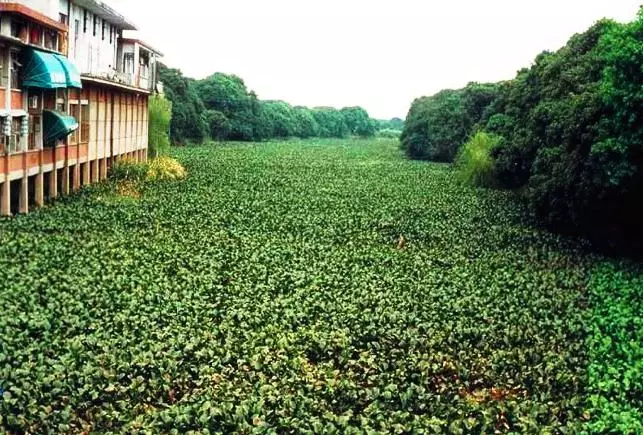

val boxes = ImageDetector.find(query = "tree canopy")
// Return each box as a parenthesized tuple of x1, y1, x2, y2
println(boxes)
(401, 8, 643, 254)
(159, 65, 379, 143)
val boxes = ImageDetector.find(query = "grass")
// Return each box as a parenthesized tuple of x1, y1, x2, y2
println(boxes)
(454, 131, 499, 188)
(0, 138, 640, 432)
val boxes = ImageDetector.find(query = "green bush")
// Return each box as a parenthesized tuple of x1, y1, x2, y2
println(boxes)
(455, 132, 499, 187)
(401, 83, 500, 162)
(148, 95, 172, 158)
(377, 128, 402, 138)
(109, 158, 149, 183)
(484, 9, 643, 254)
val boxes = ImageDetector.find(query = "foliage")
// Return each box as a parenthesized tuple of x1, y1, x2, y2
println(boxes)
(261, 101, 298, 138)
(204, 110, 231, 141)
(341, 107, 377, 137)
(311, 107, 349, 138)
(148, 95, 172, 158)
(109, 158, 149, 183)
(196, 73, 263, 141)
(147, 156, 187, 182)
(400, 83, 500, 162)
(160, 66, 379, 143)
(158, 64, 208, 144)
(377, 117, 404, 131)
(485, 10, 643, 253)
(1, 138, 630, 432)
(377, 128, 402, 139)
(585, 263, 643, 433)
(455, 132, 500, 188)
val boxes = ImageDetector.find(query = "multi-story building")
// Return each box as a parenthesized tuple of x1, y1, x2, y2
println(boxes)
(0, 0, 162, 215)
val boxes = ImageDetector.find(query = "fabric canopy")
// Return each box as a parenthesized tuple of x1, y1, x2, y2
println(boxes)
(43, 110, 79, 145)
(22, 49, 82, 89)
(54, 54, 82, 88)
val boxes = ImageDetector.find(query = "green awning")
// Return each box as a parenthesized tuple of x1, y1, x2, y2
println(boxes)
(22, 49, 82, 89)
(53, 54, 82, 88)
(43, 110, 79, 145)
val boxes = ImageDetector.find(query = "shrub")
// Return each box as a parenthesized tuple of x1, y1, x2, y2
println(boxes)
(483, 10, 643, 254)
(401, 83, 500, 162)
(110, 158, 149, 183)
(148, 95, 172, 158)
(378, 129, 402, 139)
(147, 156, 187, 181)
(455, 132, 499, 187)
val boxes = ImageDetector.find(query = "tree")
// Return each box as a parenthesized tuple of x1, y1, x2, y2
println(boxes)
(148, 94, 172, 157)
(158, 63, 208, 144)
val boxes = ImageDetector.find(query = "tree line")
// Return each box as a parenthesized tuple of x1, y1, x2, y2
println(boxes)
(158, 65, 397, 143)
(401, 8, 642, 255)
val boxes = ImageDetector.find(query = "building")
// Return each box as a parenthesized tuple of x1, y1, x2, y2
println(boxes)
(0, 0, 162, 215)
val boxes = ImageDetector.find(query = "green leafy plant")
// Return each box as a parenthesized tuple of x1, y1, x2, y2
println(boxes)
(148, 94, 172, 158)
(110, 158, 150, 183)
(2, 138, 632, 433)
(455, 132, 499, 188)
(585, 264, 643, 434)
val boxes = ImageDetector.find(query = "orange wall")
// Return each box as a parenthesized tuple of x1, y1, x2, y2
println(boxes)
(11, 91, 23, 110)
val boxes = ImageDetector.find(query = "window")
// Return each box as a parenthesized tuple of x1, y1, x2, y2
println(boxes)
(102, 21, 106, 40)
(28, 116, 41, 150)
(30, 25, 43, 46)
(84, 10, 88, 33)
(59, 13, 68, 25)
(74, 20, 80, 53)
(69, 105, 80, 145)
(10, 51, 21, 90)
(11, 19, 25, 39)
(80, 104, 90, 143)
(93, 15, 98, 37)
(9, 117, 22, 153)
(109, 25, 113, 44)
(44, 30, 58, 50)
(0, 50, 6, 87)
(123, 52, 135, 74)
(55, 89, 65, 113)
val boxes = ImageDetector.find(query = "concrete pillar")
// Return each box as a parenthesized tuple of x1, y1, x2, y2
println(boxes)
(73, 163, 80, 190)
(50, 169, 58, 199)
(19, 175, 28, 214)
(62, 166, 70, 195)
(100, 158, 107, 180)
(82, 162, 90, 186)
(92, 159, 99, 182)
(0, 180, 9, 216)
(35, 172, 44, 207)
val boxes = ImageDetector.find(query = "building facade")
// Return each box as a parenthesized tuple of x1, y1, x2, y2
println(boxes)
(0, 0, 161, 215)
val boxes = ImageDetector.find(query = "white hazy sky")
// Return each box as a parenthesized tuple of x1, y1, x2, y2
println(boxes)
(109, 0, 640, 119)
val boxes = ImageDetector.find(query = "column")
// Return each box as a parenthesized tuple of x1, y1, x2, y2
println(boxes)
(50, 167, 58, 199)
(0, 179, 9, 216)
(18, 175, 28, 214)
(35, 172, 44, 207)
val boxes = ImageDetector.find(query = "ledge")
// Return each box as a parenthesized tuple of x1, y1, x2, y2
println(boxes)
(0, 3, 69, 33)
(81, 75, 151, 94)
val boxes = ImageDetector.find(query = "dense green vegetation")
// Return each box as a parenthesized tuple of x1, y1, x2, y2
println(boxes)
(454, 132, 499, 188)
(159, 66, 391, 144)
(1, 139, 640, 432)
(147, 95, 172, 158)
(401, 9, 643, 255)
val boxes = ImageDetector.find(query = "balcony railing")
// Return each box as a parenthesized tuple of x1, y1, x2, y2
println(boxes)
(81, 66, 155, 91)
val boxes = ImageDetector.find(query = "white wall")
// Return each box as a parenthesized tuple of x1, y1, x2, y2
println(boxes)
(67, 4, 120, 76)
